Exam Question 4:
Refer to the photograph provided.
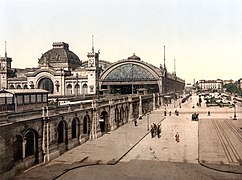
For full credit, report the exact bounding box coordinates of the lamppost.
[131,64,134,95]
[147,113,150,131]
[233,101,237,120]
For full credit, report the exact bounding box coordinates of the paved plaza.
[15,94,242,180]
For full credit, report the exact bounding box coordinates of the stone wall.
[0,93,161,178]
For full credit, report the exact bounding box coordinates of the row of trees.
[224,83,242,96]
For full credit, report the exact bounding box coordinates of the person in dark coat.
[157,124,161,138]
[150,125,154,138]
[153,123,157,137]
[175,132,179,142]
[134,119,137,126]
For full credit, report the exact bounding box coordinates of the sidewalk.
[15,108,165,180]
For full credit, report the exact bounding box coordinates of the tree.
[224,83,242,95]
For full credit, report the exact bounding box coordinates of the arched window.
[66,84,72,95]
[23,84,28,89]
[9,85,15,89]
[25,131,35,157]
[82,84,88,94]
[17,85,22,89]
[74,84,80,96]
[38,78,54,93]
[105,64,155,81]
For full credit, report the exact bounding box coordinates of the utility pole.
[5,41,7,57]
[174,58,176,108]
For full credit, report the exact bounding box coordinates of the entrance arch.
[57,121,68,144]
[71,117,80,139]
[25,131,35,157]
[99,111,109,133]
[24,129,39,163]
[38,78,54,93]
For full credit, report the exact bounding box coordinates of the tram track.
[212,119,241,165]
[224,120,242,143]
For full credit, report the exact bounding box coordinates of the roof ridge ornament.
[128,53,141,61]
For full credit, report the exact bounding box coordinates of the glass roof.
[105,64,156,81]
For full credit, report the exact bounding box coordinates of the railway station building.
[0,42,185,99]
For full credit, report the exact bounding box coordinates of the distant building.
[198,79,235,92]
[223,79,234,85]
[198,79,223,91]
[185,83,193,94]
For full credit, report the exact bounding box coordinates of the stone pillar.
[109,99,115,130]
[22,139,26,159]
[90,101,98,139]
[42,120,45,162]
[96,103,102,138]
[157,94,160,108]
[153,93,156,110]
[41,107,49,162]
[60,69,65,96]
[128,96,134,122]
[139,96,142,117]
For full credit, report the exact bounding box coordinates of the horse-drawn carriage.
[192,113,199,121]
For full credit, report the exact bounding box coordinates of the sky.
[1,0,242,84]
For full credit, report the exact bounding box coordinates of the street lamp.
[233,102,237,120]
[147,113,150,131]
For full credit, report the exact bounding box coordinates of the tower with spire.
[0,41,12,89]
[87,35,100,94]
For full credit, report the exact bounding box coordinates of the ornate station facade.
[0,42,185,98]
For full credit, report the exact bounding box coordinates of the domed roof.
[38,42,81,69]
[128,53,141,61]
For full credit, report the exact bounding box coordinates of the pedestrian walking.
[175,132,179,142]
[207,111,211,116]
[150,125,154,138]
[134,119,137,126]
[153,123,157,137]
[157,124,161,138]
